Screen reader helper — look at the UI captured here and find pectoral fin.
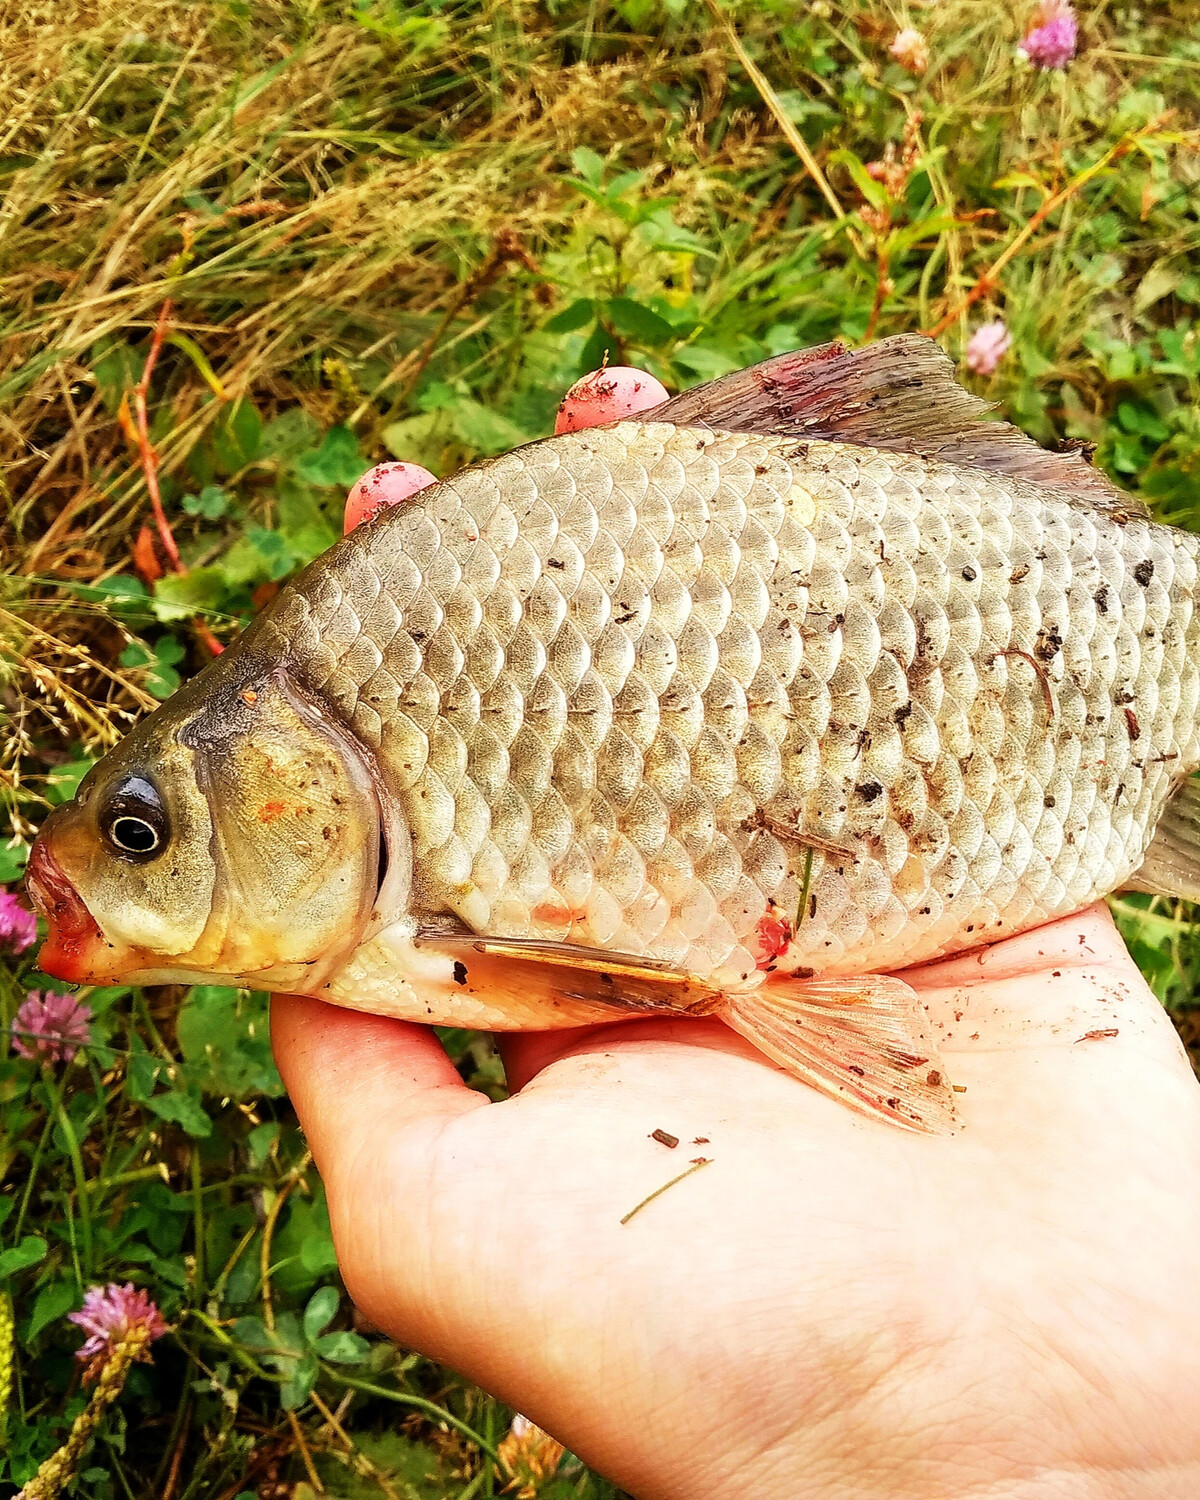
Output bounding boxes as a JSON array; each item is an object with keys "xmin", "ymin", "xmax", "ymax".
[
  {"xmin": 414, "ymin": 925, "xmax": 722, "ymax": 1014},
  {"xmin": 1124, "ymin": 776, "xmax": 1200, "ymax": 902},
  {"xmin": 719, "ymin": 974, "xmax": 960, "ymax": 1134}
]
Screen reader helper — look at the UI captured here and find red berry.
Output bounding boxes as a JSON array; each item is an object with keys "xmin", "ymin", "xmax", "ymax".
[
  {"xmin": 554, "ymin": 366, "xmax": 670, "ymax": 434},
  {"xmin": 343, "ymin": 461, "xmax": 437, "ymax": 533}
]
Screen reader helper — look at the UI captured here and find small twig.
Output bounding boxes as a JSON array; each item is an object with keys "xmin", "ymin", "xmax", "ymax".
[
  {"xmin": 620, "ymin": 1158, "xmax": 712, "ymax": 1226},
  {"xmin": 328, "ymin": 1376, "xmax": 501, "ymax": 1463},
  {"xmin": 159, "ymin": 1399, "xmax": 191, "ymax": 1500},
  {"xmin": 124, "ymin": 300, "xmax": 225, "ymax": 658},
  {"xmin": 286, "ymin": 1408, "xmax": 325, "ymax": 1493},
  {"xmin": 987, "ymin": 648, "xmax": 1055, "ymax": 722},
  {"xmin": 130, "ymin": 301, "xmax": 182, "ymax": 573},
  {"xmin": 310, "ymin": 1388, "xmax": 404, "ymax": 1500},
  {"xmin": 702, "ymin": 0, "xmax": 865, "ymax": 259},
  {"xmin": 260, "ymin": 1151, "xmax": 312, "ymax": 1333}
]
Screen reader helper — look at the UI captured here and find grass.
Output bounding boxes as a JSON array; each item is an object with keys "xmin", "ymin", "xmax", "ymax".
[{"xmin": 2, "ymin": 0, "xmax": 1200, "ymax": 1492}]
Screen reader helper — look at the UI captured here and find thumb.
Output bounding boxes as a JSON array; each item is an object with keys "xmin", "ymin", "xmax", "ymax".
[{"xmin": 270, "ymin": 994, "xmax": 487, "ymax": 1203}]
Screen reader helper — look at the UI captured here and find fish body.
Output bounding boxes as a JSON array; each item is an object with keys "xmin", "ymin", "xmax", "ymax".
[{"xmin": 28, "ymin": 337, "xmax": 1200, "ymax": 1132}]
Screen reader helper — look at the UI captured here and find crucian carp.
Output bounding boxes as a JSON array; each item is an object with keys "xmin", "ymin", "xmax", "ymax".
[{"xmin": 27, "ymin": 336, "xmax": 1200, "ymax": 1133}]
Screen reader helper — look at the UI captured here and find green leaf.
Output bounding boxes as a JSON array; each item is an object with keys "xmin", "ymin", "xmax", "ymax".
[
  {"xmin": 209, "ymin": 398, "xmax": 263, "ymax": 474},
  {"xmin": 182, "ymin": 484, "xmax": 231, "ymax": 520},
  {"xmin": 0, "ymin": 1235, "xmax": 47, "ymax": 1279},
  {"xmin": 448, "ymin": 399, "xmax": 530, "ymax": 455},
  {"xmin": 166, "ymin": 333, "xmax": 226, "ymax": 400},
  {"xmin": 604, "ymin": 297, "xmax": 675, "ymax": 346},
  {"xmin": 122, "ymin": 634, "xmax": 187, "ymax": 699},
  {"xmin": 296, "ymin": 425, "xmax": 369, "ymax": 488},
  {"xmin": 177, "ymin": 987, "xmax": 283, "ymax": 1100},
  {"xmin": 232, "ymin": 1314, "xmax": 273, "ymax": 1352},
  {"xmin": 247, "ymin": 1120, "xmax": 281, "ymax": 1168},
  {"xmin": 44, "ymin": 759, "xmax": 93, "ymax": 806},
  {"xmin": 313, "ymin": 1329, "xmax": 371, "ymax": 1364},
  {"xmin": 303, "ymin": 1285, "xmax": 339, "ymax": 1342},
  {"xmin": 146, "ymin": 1088, "xmax": 214, "ymax": 1138},
  {"xmin": 579, "ymin": 323, "xmax": 619, "ymax": 374},
  {"xmin": 0, "ymin": 838, "xmax": 29, "ymax": 883},
  {"xmin": 828, "ymin": 149, "xmax": 888, "ymax": 211},
  {"xmin": 544, "ymin": 298, "xmax": 596, "ymax": 334},
  {"xmin": 380, "ymin": 409, "xmax": 450, "ymax": 470},
  {"xmin": 25, "ymin": 1279, "xmax": 79, "ymax": 1341},
  {"xmin": 635, "ymin": 208, "xmax": 713, "ymax": 256},
  {"xmin": 71, "ymin": 575, "xmax": 151, "ymax": 623},
  {"xmin": 570, "ymin": 146, "xmax": 605, "ymax": 187},
  {"xmin": 152, "ymin": 567, "xmax": 227, "ymax": 623},
  {"xmin": 91, "ymin": 342, "xmax": 145, "ymax": 415},
  {"xmin": 276, "ymin": 478, "xmax": 337, "ymax": 557},
  {"xmin": 247, "ymin": 527, "xmax": 295, "ymax": 581},
  {"xmin": 260, "ymin": 406, "xmax": 324, "ymax": 462},
  {"xmin": 672, "ymin": 344, "xmax": 741, "ymax": 380},
  {"xmin": 280, "ymin": 1352, "xmax": 319, "ymax": 1410}
]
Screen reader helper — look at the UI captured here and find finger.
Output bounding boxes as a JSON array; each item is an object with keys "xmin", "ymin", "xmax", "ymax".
[
  {"xmin": 343, "ymin": 461, "xmax": 436, "ymax": 532},
  {"xmin": 554, "ymin": 366, "xmax": 669, "ymax": 433},
  {"xmin": 270, "ymin": 993, "xmax": 486, "ymax": 1195}
]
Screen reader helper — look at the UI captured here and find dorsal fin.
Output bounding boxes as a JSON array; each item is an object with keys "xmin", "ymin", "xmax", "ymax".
[{"xmin": 655, "ymin": 334, "xmax": 1145, "ymax": 515}]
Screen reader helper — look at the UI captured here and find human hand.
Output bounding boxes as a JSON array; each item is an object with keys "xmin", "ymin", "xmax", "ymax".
[{"xmin": 272, "ymin": 904, "xmax": 1200, "ymax": 1499}]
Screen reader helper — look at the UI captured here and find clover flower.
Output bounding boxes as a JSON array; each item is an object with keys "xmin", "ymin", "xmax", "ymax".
[
  {"xmin": 0, "ymin": 891, "xmax": 37, "ymax": 954},
  {"xmin": 68, "ymin": 1283, "xmax": 167, "ymax": 1365},
  {"xmin": 11, "ymin": 991, "xmax": 92, "ymax": 1065},
  {"xmin": 1018, "ymin": 0, "xmax": 1078, "ymax": 69},
  {"xmin": 497, "ymin": 1413, "xmax": 565, "ymax": 1497},
  {"xmin": 890, "ymin": 28, "xmax": 929, "ymax": 75},
  {"xmin": 965, "ymin": 321, "xmax": 1013, "ymax": 376}
]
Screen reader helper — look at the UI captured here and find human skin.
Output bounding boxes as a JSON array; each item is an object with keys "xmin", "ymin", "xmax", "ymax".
[{"xmin": 272, "ymin": 903, "xmax": 1200, "ymax": 1499}]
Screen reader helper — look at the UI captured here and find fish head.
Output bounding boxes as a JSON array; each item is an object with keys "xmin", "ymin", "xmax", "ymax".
[{"xmin": 28, "ymin": 659, "xmax": 389, "ymax": 992}]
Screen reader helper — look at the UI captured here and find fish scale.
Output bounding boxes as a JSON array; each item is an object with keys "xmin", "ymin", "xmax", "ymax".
[{"xmin": 255, "ymin": 418, "xmax": 1200, "ymax": 988}]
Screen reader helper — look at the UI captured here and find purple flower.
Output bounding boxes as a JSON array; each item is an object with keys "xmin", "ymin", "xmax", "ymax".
[
  {"xmin": 11, "ymin": 990, "xmax": 92, "ymax": 1064},
  {"xmin": 69, "ymin": 1283, "xmax": 168, "ymax": 1362},
  {"xmin": 890, "ymin": 28, "xmax": 929, "ymax": 75},
  {"xmin": 0, "ymin": 891, "xmax": 37, "ymax": 954},
  {"xmin": 965, "ymin": 321, "xmax": 1013, "ymax": 376},
  {"xmin": 1019, "ymin": 1, "xmax": 1078, "ymax": 69}
]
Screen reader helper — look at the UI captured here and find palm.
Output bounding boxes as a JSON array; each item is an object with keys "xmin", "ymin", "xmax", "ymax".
[{"xmin": 272, "ymin": 904, "xmax": 1200, "ymax": 1499}]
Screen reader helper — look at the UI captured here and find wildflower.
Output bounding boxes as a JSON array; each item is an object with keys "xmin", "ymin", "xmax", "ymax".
[
  {"xmin": 69, "ymin": 1283, "xmax": 168, "ymax": 1366},
  {"xmin": 11, "ymin": 991, "xmax": 92, "ymax": 1065},
  {"xmin": 0, "ymin": 891, "xmax": 37, "ymax": 954},
  {"xmin": 965, "ymin": 321, "xmax": 1013, "ymax": 376},
  {"xmin": 497, "ymin": 1413, "xmax": 565, "ymax": 1497},
  {"xmin": 1018, "ymin": 0, "xmax": 1078, "ymax": 69},
  {"xmin": 890, "ymin": 28, "xmax": 929, "ymax": 75},
  {"xmin": 17, "ymin": 1286, "xmax": 166, "ymax": 1499}
]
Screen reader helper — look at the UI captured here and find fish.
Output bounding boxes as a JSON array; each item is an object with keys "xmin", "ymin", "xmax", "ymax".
[{"xmin": 26, "ymin": 334, "xmax": 1200, "ymax": 1133}]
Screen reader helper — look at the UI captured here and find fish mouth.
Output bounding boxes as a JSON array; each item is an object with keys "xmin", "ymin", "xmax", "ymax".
[{"xmin": 26, "ymin": 834, "xmax": 132, "ymax": 984}]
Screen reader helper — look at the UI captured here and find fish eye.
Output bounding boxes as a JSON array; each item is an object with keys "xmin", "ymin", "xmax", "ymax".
[{"xmin": 100, "ymin": 776, "xmax": 168, "ymax": 862}]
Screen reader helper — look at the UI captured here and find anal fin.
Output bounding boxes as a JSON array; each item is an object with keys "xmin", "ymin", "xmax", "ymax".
[
  {"xmin": 1124, "ymin": 775, "xmax": 1200, "ymax": 902},
  {"xmin": 719, "ymin": 975, "xmax": 959, "ymax": 1135}
]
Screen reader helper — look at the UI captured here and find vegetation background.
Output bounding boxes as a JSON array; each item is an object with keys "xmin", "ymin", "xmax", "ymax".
[{"xmin": 2, "ymin": 0, "xmax": 1199, "ymax": 1494}]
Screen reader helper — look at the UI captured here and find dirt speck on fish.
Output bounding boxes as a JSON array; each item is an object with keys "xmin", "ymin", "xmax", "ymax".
[{"xmin": 27, "ymin": 336, "xmax": 1200, "ymax": 1134}]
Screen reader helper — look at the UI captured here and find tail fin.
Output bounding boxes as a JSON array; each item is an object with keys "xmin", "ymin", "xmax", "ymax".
[{"xmin": 720, "ymin": 974, "xmax": 959, "ymax": 1135}]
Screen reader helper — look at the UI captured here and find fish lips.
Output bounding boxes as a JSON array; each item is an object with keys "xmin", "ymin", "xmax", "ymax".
[{"xmin": 25, "ymin": 828, "xmax": 131, "ymax": 983}]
